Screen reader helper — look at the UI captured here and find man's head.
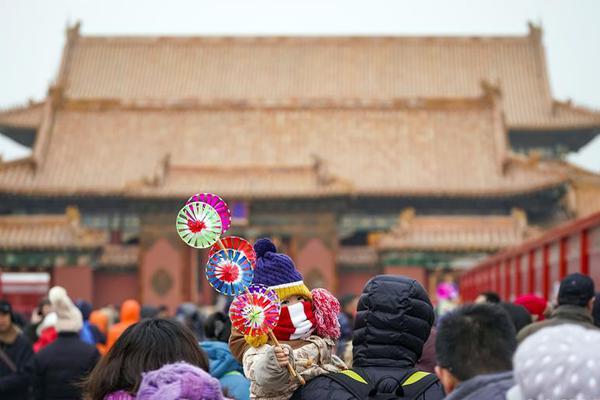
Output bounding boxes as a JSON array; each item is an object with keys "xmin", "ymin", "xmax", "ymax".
[
  {"xmin": 474, "ymin": 291, "xmax": 501, "ymax": 304},
  {"xmin": 0, "ymin": 300, "xmax": 13, "ymax": 332},
  {"xmin": 435, "ymin": 303, "xmax": 516, "ymax": 394},
  {"xmin": 557, "ymin": 273, "xmax": 595, "ymax": 310}
]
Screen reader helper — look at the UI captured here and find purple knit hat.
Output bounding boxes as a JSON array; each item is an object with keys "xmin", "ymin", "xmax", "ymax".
[
  {"xmin": 136, "ymin": 362, "xmax": 224, "ymax": 400},
  {"xmin": 253, "ymin": 238, "xmax": 311, "ymax": 300}
]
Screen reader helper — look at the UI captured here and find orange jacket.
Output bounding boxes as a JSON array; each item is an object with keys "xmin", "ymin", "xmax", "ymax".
[
  {"xmin": 106, "ymin": 299, "xmax": 140, "ymax": 351},
  {"xmin": 89, "ymin": 310, "xmax": 109, "ymax": 355}
]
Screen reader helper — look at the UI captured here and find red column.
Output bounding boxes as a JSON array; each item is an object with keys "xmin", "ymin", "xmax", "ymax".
[
  {"xmin": 581, "ymin": 229, "xmax": 590, "ymax": 276},
  {"xmin": 515, "ymin": 255, "xmax": 522, "ymax": 297},
  {"xmin": 504, "ymin": 259, "xmax": 512, "ymax": 300},
  {"xmin": 543, "ymin": 244, "xmax": 550, "ymax": 300},
  {"xmin": 495, "ymin": 262, "xmax": 502, "ymax": 295},
  {"xmin": 528, "ymin": 249, "xmax": 535, "ymax": 293},
  {"xmin": 559, "ymin": 237, "xmax": 568, "ymax": 280}
]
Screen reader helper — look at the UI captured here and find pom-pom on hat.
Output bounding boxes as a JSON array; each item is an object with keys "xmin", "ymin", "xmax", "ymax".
[{"xmin": 253, "ymin": 238, "xmax": 311, "ymax": 301}]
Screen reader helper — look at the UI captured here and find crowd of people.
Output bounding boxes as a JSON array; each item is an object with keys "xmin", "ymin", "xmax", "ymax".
[{"xmin": 1, "ymin": 239, "xmax": 599, "ymax": 400}]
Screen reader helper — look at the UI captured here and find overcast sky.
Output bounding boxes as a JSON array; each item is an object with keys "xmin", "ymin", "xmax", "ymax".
[{"xmin": 1, "ymin": 0, "xmax": 599, "ymax": 169}]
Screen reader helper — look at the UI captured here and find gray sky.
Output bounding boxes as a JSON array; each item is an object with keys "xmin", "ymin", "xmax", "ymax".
[{"xmin": 1, "ymin": 0, "xmax": 599, "ymax": 169}]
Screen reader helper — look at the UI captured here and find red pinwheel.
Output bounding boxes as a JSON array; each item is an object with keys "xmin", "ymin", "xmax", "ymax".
[
  {"xmin": 206, "ymin": 249, "xmax": 254, "ymax": 296},
  {"xmin": 209, "ymin": 236, "xmax": 256, "ymax": 269},
  {"xmin": 229, "ymin": 285, "xmax": 281, "ymax": 337}
]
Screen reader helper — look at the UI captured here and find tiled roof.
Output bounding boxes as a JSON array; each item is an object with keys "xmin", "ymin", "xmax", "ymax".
[
  {"xmin": 0, "ymin": 98, "xmax": 568, "ymax": 198},
  {"xmin": 378, "ymin": 208, "xmax": 537, "ymax": 252},
  {"xmin": 0, "ymin": 209, "xmax": 107, "ymax": 250},
  {"xmin": 55, "ymin": 25, "xmax": 600, "ymax": 130},
  {"xmin": 98, "ymin": 244, "xmax": 139, "ymax": 267},
  {"xmin": 0, "ymin": 102, "xmax": 44, "ymax": 128}
]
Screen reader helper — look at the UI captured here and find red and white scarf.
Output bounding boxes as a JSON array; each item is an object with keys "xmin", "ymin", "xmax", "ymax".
[{"xmin": 273, "ymin": 301, "xmax": 316, "ymax": 341}]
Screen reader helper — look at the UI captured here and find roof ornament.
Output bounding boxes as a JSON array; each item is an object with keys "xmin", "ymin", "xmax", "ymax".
[{"xmin": 527, "ymin": 21, "xmax": 543, "ymax": 41}]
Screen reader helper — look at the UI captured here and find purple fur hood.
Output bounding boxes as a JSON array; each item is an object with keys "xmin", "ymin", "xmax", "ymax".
[{"xmin": 104, "ymin": 362, "xmax": 225, "ymax": 400}]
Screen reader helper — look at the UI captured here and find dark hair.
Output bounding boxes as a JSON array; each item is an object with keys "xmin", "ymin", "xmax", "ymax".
[
  {"xmin": 435, "ymin": 303, "xmax": 516, "ymax": 382},
  {"xmin": 478, "ymin": 291, "xmax": 501, "ymax": 304},
  {"xmin": 204, "ymin": 312, "xmax": 231, "ymax": 342},
  {"xmin": 499, "ymin": 302, "xmax": 532, "ymax": 333},
  {"xmin": 84, "ymin": 318, "xmax": 209, "ymax": 400},
  {"xmin": 593, "ymin": 292, "xmax": 600, "ymax": 328}
]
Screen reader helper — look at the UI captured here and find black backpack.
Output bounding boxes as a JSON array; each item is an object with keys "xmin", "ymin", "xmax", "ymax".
[{"xmin": 295, "ymin": 367, "xmax": 439, "ymax": 400}]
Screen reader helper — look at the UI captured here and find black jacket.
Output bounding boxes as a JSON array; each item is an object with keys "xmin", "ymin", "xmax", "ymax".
[
  {"xmin": 31, "ymin": 331, "xmax": 100, "ymax": 400},
  {"xmin": 293, "ymin": 275, "xmax": 445, "ymax": 400},
  {"xmin": 0, "ymin": 327, "xmax": 34, "ymax": 400}
]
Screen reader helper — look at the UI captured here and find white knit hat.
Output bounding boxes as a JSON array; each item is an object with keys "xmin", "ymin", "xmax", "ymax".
[
  {"xmin": 512, "ymin": 324, "xmax": 600, "ymax": 400},
  {"xmin": 48, "ymin": 286, "xmax": 83, "ymax": 333}
]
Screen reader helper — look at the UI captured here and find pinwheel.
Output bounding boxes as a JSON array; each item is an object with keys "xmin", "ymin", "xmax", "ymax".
[
  {"xmin": 209, "ymin": 236, "xmax": 256, "ymax": 269},
  {"xmin": 187, "ymin": 193, "xmax": 232, "ymax": 234},
  {"xmin": 206, "ymin": 249, "xmax": 254, "ymax": 296},
  {"xmin": 229, "ymin": 285, "xmax": 281, "ymax": 337},
  {"xmin": 176, "ymin": 201, "xmax": 222, "ymax": 249},
  {"xmin": 229, "ymin": 285, "xmax": 304, "ymax": 383}
]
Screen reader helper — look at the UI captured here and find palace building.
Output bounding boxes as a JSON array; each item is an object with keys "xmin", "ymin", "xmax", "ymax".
[{"xmin": 1, "ymin": 23, "xmax": 599, "ymax": 311}]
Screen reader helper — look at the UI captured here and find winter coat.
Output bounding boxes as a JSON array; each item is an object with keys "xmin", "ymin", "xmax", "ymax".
[
  {"xmin": 31, "ymin": 331, "xmax": 100, "ymax": 399},
  {"xmin": 0, "ymin": 325, "xmax": 33, "ymax": 400},
  {"xmin": 517, "ymin": 304, "xmax": 598, "ymax": 342},
  {"xmin": 444, "ymin": 371, "xmax": 513, "ymax": 400},
  {"xmin": 291, "ymin": 275, "xmax": 444, "ymax": 400},
  {"xmin": 201, "ymin": 341, "xmax": 250, "ymax": 400},
  {"xmin": 106, "ymin": 300, "xmax": 140, "ymax": 350},
  {"xmin": 243, "ymin": 335, "xmax": 345, "ymax": 399}
]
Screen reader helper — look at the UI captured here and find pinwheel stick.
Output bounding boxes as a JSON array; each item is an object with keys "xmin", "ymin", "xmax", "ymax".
[{"xmin": 268, "ymin": 330, "xmax": 305, "ymax": 385}]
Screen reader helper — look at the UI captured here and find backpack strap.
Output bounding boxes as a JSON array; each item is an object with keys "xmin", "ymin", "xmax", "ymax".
[
  {"xmin": 322, "ymin": 368, "xmax": 373, "ymax": 399},
  {"xmin": 399, "ymin": 370, "xmax": 439, "ymax": 399}
]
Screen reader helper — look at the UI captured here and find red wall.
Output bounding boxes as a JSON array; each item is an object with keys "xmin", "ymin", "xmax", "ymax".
[
  {"xmin": 93, "ymin": 270, "xmax": 139, "ymax": 307},
  {"xmin": 337, "ymin": 271, "xmax": 374, "ymax": 296},
  {"xmin": 53, "ymin": 265, "xmax": 93, "ymax": 302},
  {"xmin": 296, "ymin": 238, "xmax": 336, "ymax": 291},
  {"xmin": 140, "ymin": 238, "xmax": 185, "ymax": 311},
  {"xmin": 384, "ymin": 266, "xmax": 427, "ymax": 288}
]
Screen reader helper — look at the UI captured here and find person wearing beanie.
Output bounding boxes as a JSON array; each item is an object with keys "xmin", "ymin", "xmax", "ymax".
[
  {"xmin": 507, "ymin": 324, "xmax": 600, "ymax": 400},
  {"xmin": 31, "ymin": 287, "xmax": 100, "ymax": 400},
  {"xmin": 106, "ymin": 299, "xmax": 141, "ymax": 351},
  {"xmin": 517, "ymin": 273, "xmax": 598, "ymax": 342},
  {"xmin": 514, "ymin": 293, "xmax": 549, "ymax": 322},
  {"xmin": 136, "ymin": 362, "xmax": 225, "ymax": 400},
  {"xmin": 0, "ymin": 299, "xmax": 34, "ymax": 400},
  {"xmin": 229, "ymin": 238, "xmax": 346, "ymax": 400},
  {"xmin": 202, "ymin": 312, "xmax": 250, "ymax": 400}
]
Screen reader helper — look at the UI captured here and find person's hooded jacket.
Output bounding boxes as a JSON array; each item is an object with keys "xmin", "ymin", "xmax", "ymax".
[
  {"xmin": 291, "ymin": 275, "xmax": 445, "ymax": 400},
  {"xmin": 106, "ymin": 300, "xmax": 141, "ymax": 350},
  {"xmin": 201, "ymin": 341, "xmax": 250, "ymax": 400}
]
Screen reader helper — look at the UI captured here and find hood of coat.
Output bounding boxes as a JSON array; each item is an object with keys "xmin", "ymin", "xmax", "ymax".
[
  {"xmin": 120, "ymin": 300, "xmax": 141, "ymax": 324},
  {"xmin": 201, "ymin": 340, "xmax": 243, "ymax": 379},
  {"xmin": 352, "ymin": 275, "xmax": 434, "ymax": 368}
]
